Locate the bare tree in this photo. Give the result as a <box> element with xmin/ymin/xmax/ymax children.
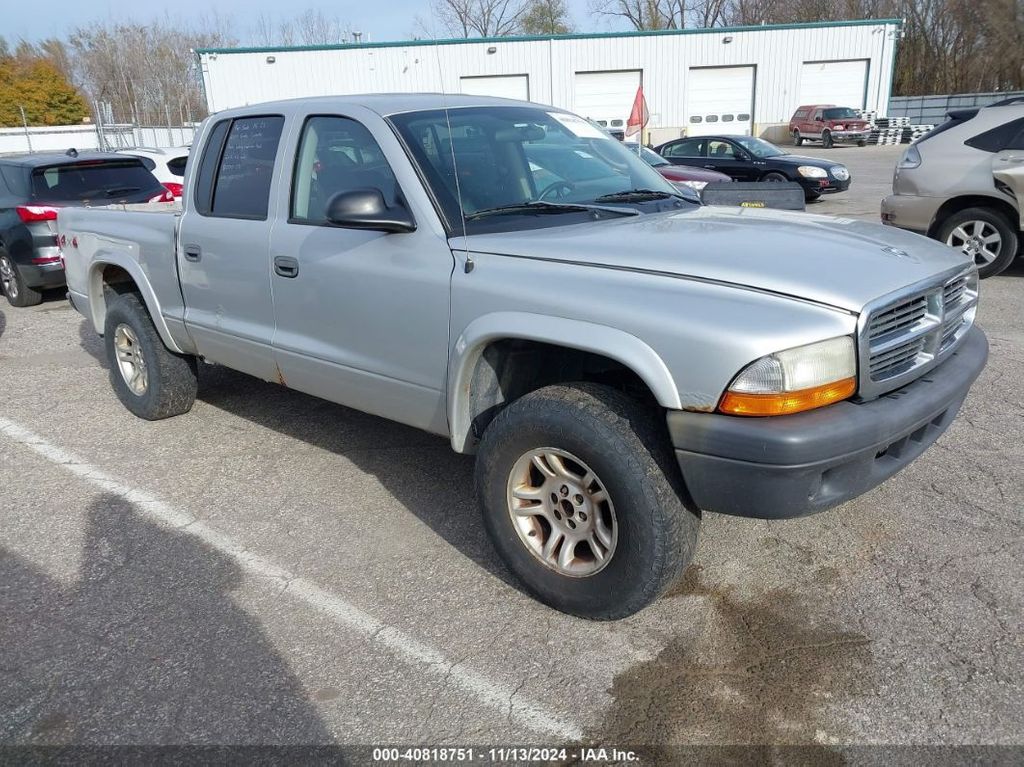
<box><xmin>426</xmin><ymin>0</ymin><xmax>530</xmax><ymax>37</ymax></box>
<box><xmin>589</xmin><ymin>0</ymin><xmax>688</xmax><ymax>29</ymax></box>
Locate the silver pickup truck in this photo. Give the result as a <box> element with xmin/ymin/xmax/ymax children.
<box><xmin>60</xmin><ymin>94</ymin><xmax>988</xmax><ymax>619</ymax></box>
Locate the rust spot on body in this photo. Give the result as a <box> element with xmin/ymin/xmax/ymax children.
<box><xmin>275</xmin><ymin>363</ymin><xmax>287</xmax><ymax>388</ymax></box>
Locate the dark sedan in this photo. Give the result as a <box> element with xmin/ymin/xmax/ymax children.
<box><xmin>623</xmin><ymin>143</ymin><xmax>732</xmax><ymax>193</ymax></box>
<box><xmin>654</xmin><ymin>135</ymin><xmax>851</xmax><ymax>201</ymax></box>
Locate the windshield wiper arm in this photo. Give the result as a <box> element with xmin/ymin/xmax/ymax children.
<box><xmin>465</xmin><ymin>200</ymin><xmax>639</xmax><ymax>221</ymax></box>
<box><xmin>103</xmin><ymin>186</ymin><xmax>142</xmax><ymax>197</ymax></box>
<box><xmin>594</xmin><ymin>189</ymin><xmax>685</xmax><ymax>202</ymax></box>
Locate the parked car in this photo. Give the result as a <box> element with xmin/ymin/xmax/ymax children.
<box><xmin>117</xmin><ymin>147</ymin><xmax>189</xmax><ymax>198</ymax></box>
<box><xmin>655</xmin><ymin>135</ymin><xmax>851</xmax><ymax>200</ymax></box>
<box><xmin>623</xmin><ymin>142</ymin><xmax>732</xmax><ymax>193</ymax></box>
<box><xmin>790</xmin><ymin>105</ymin><xmax>870</xmax><ymax>148</ymax></box>
<box><xmin>60</xmin><ymin>94</ymin><xmax>986</xmax><ymax>619</ymax></box>
<box><xmin>882</xmin><ymin>99</ymin><xmax>1024</xmax><ymax>278</ymax></box>
<box><xmin>0</xmin><ymin>150</ymin><xmax>172</xmax><ymax>307</ymax></box>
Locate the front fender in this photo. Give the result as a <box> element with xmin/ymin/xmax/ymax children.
<box><xmin>448</xmin><ymin>311</ymin><xmax>681</xmax><ymax>453</ymax></box>
<box><xmin>87</xmin><ymin>253</ymin><xmax>186</xmax><ymax>354</ymax></box>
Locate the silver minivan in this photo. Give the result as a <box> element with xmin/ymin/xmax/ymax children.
<box><xmin>882</xmin><ymin>99</ymin><xmax>1024</xmax><ymax>278</ymax></box>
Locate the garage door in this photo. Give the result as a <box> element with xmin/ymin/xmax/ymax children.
<box><xmin>460</xmin><ymin>75</ymin><xmax>530</xmax><ymax>101</ymax></box>
<box><xmin>573</xmin><ymin>70</ymin><xmax>641</xmax><ymax>134</ymax></box>
<box><xmin>798</xmin><ymin>60</ymin><xmax>868</xmax><ymax>110</ymax></box>
<box><xmin>686</xmin><ymin>66</ymin><xmax>754</xmax><ymax>137</ymax></box>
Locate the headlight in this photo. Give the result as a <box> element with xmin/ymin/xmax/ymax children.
<box><xmin>797</xmin><ymin>166</ymin><xmax>828</xmax><ymax>179</ymax></box>
<box><xmin>897</xmin><ymin>145</ymin><xmax>922</xmax><ymax>169</ymax></box>
<box><xmin>831</xmin><ymin>166</ymin><xmax>850</xmax><ymax>181</ymax></box>
<box><xmin>676</xmin><ymin>180</ymin><xmax>708</xmax><ymax>191</ymax></box>
<box><xmin>833</xmin><ymin>124</ymin><xmax>845</xmax><ymax>130</ymax></box>
<box><xmin>719</xmin><ymin>336</ymin><xmax>857</xmax><ymax>416</ymax></box>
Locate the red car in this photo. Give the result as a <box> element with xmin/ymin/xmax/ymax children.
<box><xmin>625</xmin><ymin>143</ymin><xmax>732</xmax><ymax>192</ymax></box>
<box><xmin>789</xmin><ymin>105</ymin><xmax>870</xmax><ymax>148</ymax></box>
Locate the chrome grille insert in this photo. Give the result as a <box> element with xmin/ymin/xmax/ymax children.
<box><xmin>858</xmin><ymin>267</ymin><xmax>978</xmax><ymax>399</ymax></box>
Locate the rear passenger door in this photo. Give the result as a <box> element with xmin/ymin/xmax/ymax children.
<box><xmin>659</xmin><ymin>138</ymin><xmax>706</xmax><ymax>168</ymax></box>
<box><xmin>992</xmin><ymin>119</ymin><xmax>1024</xmax><ymax>231</ymax></box>
<box><xmin>177</xmin><ymin>114</ymin><xmax>286</xmax><ymax>381</ymax></box>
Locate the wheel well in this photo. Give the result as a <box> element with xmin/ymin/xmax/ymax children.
<box><xmin>466</xmin><ymin>339</ymin><xmax>659</xmax><ymax>444</ymax></box>
<box><xmin>927</xmin><ymin>195</ymin><xmax>1020</xmax><ymax>238</ymax></box>
<box><xmin>99</xmin><ymin>264</ymin><xmax>138</xmax><ymax>295</ymax></box>
<box><xmin>90</xmin><ymin>263</ymin><xmax>141</xmax><ymax>335</ymax></box>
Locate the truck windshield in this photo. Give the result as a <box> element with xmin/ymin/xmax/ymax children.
<box><xmin>389</xmin><ymin>105</ymin><xmax>685</xmax><ymax>232</ymax></box>
<box><xmin>30</xmin><ymin>159</ymin><xmax>166</xmax><ymax>204</ymax></box>
<box><xmin>823</xmin><ymin>108</ymin><xmax>859</xmax><ymax>120</ymax></box>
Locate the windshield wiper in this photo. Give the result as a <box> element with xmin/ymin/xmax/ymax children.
<box><xmin>103</xmin><ymin>186</ymin><xmax>142</xmax><ymax>197</ymax></box>
<box><xmin>594</xmin><ymin>189</ymin><xmax>685</xmax><ymax>202</ymax></box>
<box><xmin>465</xmin><ymin>200</ymin><xmax>638</xmax><ymax>221</ymax></box>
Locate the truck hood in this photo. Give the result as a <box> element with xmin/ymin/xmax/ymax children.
<box><xmin>451</xmin><ymin>206</ymin><xmax>971</xmax><ymax>313</ymax></box>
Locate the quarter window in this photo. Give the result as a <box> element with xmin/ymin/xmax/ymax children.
<box><xmin>207</xmin><ymin>115</ymin><xmax>284</xmax><ymax>220</ymax></box>
<box><xmin>291</xmin><ymin>115</ymin><xmax>401</xmax><ymax>224</ymax></box>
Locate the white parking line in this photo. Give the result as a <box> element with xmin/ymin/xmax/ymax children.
<box><xmin>0</xmin><ymin>416</ymin><xmax>584</xmax><ymax>742</ymax></box>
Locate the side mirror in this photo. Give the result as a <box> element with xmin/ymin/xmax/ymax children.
<box><xmin>325</xmin><ymin>188</ymin><xmax>415</xmax><ymax>233</ymax></box>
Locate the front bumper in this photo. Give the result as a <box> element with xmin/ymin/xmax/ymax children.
<box><xmin>668</xmin><ymin>326</ymin><xmax>988</xmax><ymax>519</ymax></box>
<box><xmin>831</xmin><ymin>131</ymin><xmax>868</xmax><ymax>142</ymax></box>
<box><xmin>800</xmin><ymin>176</ymin><xmax>850</xmax><ymax>195</ymax></box>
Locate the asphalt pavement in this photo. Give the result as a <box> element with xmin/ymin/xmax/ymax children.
<box><xmin>1</xmin><ymin>146</ymin><xmax>1022</xmax><ymax>759</ymax></box>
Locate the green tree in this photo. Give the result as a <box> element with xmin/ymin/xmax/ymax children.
<box><xmin>521</xmin><ymin>0</ymin><xmax>574</xmax><ymax>33</ymax></box>
<box><xmin>0</xmin><ymin>46</ymin><xmax>88</xmax><ymax>127</ymax></box>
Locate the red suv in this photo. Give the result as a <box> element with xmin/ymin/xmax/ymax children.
<box><xmin>789</xmin><ymin>105</ymin><xmax>869</xmax><ymax>148</ymax></box>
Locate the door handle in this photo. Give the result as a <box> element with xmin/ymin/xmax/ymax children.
<box><xmin>274</xmin><ymin>256</ymin><xmax>299</xmax><ymax>278</ymax></box>
<box><xmin>183</xmin><ymin>244</ymin><xmax>201</xmax><ymax>262</ymax></box>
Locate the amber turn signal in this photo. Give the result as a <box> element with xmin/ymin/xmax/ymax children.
<box><xmin>719</xmin><ymin>377</ymin><xmax>857</xmax><ymax>416</ymax></box>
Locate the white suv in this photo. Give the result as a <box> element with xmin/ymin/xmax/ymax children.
<box><xmin>882</xmin><ymin>99</ymin><xmax>1024</xmax><ymax>278</ymax></box>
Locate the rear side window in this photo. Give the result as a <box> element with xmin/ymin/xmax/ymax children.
<box><xmin>1007</xmin><ymin>124</ymin><xmax>1024</xmax><ymax>151</ymax></box>
<box><xmin>664</xmin><ymin>139</ymin><xmax>704</xmax><ymax>157</ymax></box>
<box><xmin>167</xmin><ymin>156</ymin><xmax>187</xmax><ymax>177</ymax></box>
<box><xmin>965</xmin><ymin>117</ymin><xmax>1024</xmax><ymax>153</ymax></box>
<box><xmin>30</xmin><ymin>160</ymin><xmax>165</xmax><ymax>203</ymax></box>
<box><xmin>209</xmin><ymin>116</ymin><xmax>284</xmax><ymax>219</ymax></box>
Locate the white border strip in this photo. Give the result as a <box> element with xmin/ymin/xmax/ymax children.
<box><xmin>0</xmin><ymin>416</ymin><xmax>583</xmax><ymax>741</ymax></box>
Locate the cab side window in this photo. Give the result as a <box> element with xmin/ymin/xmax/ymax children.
<box><xmin>208</xmin><ymin>116</ymin><xmax>284</xmax><ymax>220</ymax></box>
<box><xmin>291</xmin><ymin>115</ymin><xmax>401</xmax><ymax>225</ymax></box>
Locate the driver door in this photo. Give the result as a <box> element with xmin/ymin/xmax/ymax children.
<box><xmin>704</xmin><ymin>139</ymin><xmax>755</xmax><ymax>181</ymax></box>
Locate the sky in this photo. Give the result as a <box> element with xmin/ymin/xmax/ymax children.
<box><xmin>2</xmin><ymin>0</ymin><xmax>605</xmax><ymax>46</ymax></box>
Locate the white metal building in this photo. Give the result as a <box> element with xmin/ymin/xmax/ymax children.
<box><xmin>197</xmin><ymin>19</ymin><xmax>901</xmax><ymax>143</ymax></box>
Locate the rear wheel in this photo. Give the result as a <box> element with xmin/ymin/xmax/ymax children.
<box><xmin>104</xmin><ymin>293</ymin><xmax>198</xmax><ymax>419</ymax></box>
<box><xmin>792</xmin><ymin>131</ymin><xmax>803</xmax><ymax>147</ymax></box>
<box><xmin>475</xmin><ymin>383</ymin><xmax>700</xmax><ymax>620</ymax></box>
<box><xmin>822</xmin><ymin>130</ymin><xmax>833</xmax><ymax>148</ymax></box>
<box><xmin>937</xmin><ymin>207</ymin><xmax>1018</xmax><ymax>278</ymax></box>
<box><xmin>0</xmin><ymin>253</ymin><xmax>42</xmax><ymax>308</ymax></box>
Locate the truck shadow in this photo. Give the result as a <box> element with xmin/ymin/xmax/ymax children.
<box><xmin>193</xmin><ymin>362</ymin><xmax>524</xmax><ymax>593</ymax></box>
<box><xmin>0</xmin><ymin>493</ymin><xmax>332</xmax><ymax>744</ymax></box>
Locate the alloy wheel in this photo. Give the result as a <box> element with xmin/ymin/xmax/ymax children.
<box><xmin>506</xmin><ymin>448</ymin><xmax>618</xmax><ymax>577</ymax></box>
<box><xmin>0</xmin><ymin>257</ymin><xmax>18</xmax><ymax>300</ymax></box>
<box><xmin>113</xmin><ymin>323</ymin><xmax>149</xmax><ymax>396</ymax></box>
<box><xmin>946</xmin><ymin>220</ymin><xmax>1002</xmax><ymax>266</ymax></box>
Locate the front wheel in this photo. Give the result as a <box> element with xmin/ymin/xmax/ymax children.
<box><xmin>475</xmin><ymin>383</ymin><xmax>700</xmax><ymax>620</ymax></box>
<box><xmin>762</xmin><ymin>171</ymin><xmax>789</xmax><ymax>183</ymax></box>
<box><xmin>104</xmin><ymin>293</ymin><xmax>198</xmax><ymax>420</ymax></box>
<box><xmin>857</xmin><ymin>140</ymin><xmax>867</xmax><ymax>147</ymax></box>
<box><xmin>822</xmin><ymin>130</ymin><xmax>833</xmax><ymax>148</ymax></box>
<box><xmin>937</xmin><ymin>207</ymin><xmax>1019</xmax><ymax>278</ymax></box>
<box><xmin>0</xmin><ymin>253</ymin><xmax>42</xmax><ymax>308</ymax></box>
<box><xmin>792</xmin><ymin>131</ymin><xmax>803</xmax><ymax>146</ymax></box>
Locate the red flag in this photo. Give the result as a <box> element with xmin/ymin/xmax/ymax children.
<box><xmin>625</xmin><ymin>85</ymin><xmax>649</xmax><ymax>137</ymax></box>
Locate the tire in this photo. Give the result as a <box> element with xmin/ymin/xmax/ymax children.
<box><xmin>104</xmin><ymin>292</ymin><xmax>198</xmax><ymax>420</ymax></box>
<box><xmin>792</xmin><ymin>131</ymin><xmax>803</xmax><ymax>147</ymax></box>
<box><xmin>762</xmin><ymin>171</ymin><xmax>789</xmax><ymax>183</ymax></box>
<box><xmin>936</xmin><ymin>207</ymin><xmax>1019</xmax><ymax>279</ymax></box>
<box><xmin>857</xmin><ymin>140</ymin><xmax>867</xmax><ymax>147</ymax></box>
<box><xmin>0</xmin><ymin>252</ymin><xmax>43</xmax><ymax>308</ymax></box>
<box><xmin>805</xmin><ymin>190</ymin><xmax>822</xmax><ymax>202</ymax></box>
<box><xmin>822</xmin><ymin>130</ymin><xmax>833</xmax><ymax>148</ymax></box>
<box><xmin>475</xmin><ymin>383</ymin><xmax>700</xmax><ymax>620</ymax></box>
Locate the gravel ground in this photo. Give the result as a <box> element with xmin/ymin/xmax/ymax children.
<box><xmin>1</xmin><ymin>145</ymin><xmax>1021</xmax><ymax>759</ymax></box>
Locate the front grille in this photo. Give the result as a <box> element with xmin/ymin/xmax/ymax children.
<box><xmin>859</xmin><ymin>268</ymin><xmax>978</xmax><ymax>399</ymax></box>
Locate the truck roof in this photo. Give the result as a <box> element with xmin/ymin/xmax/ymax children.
<box><xmin>0</xmin><ymin>151</ymin><xmax>144</xmax><ymax>169</ymax></box>
<box><xmin>216</xmin><ymin>92</ymin><xmax>555</xmax><ymax>117</ymax></box>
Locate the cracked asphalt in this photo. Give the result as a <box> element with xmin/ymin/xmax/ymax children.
<box><xmin>1</xmin><ymin>145</ymin><xmax>1022</xmax><ymax>756</ymax></box>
